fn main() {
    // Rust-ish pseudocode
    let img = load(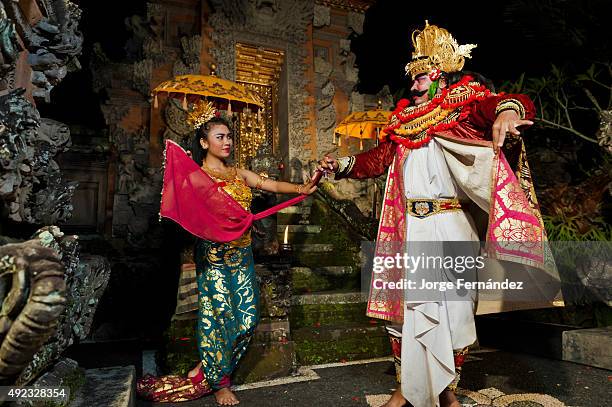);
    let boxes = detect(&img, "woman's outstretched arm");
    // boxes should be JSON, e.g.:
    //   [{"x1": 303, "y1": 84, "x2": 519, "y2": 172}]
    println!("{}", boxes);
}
[{"x1": 237, "y1": 168, "x2": 317, "y2": 195}]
